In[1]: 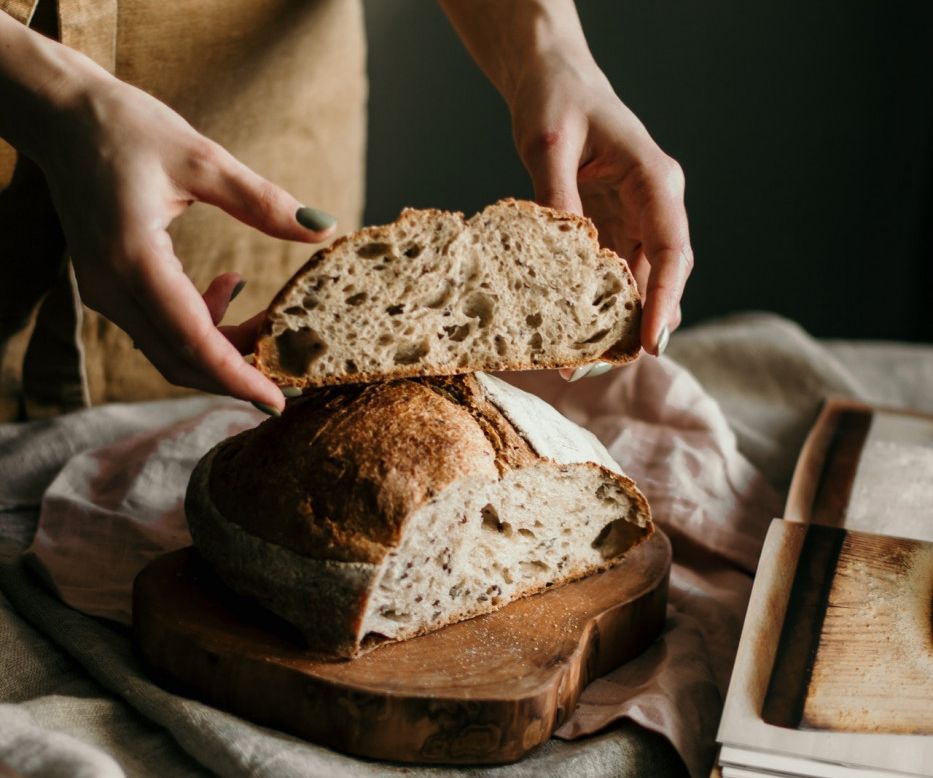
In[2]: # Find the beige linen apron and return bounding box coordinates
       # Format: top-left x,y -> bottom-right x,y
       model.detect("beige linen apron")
0,0 -> 366,420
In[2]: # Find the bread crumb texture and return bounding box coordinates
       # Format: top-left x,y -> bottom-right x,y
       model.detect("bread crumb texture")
256,199 -> 642,387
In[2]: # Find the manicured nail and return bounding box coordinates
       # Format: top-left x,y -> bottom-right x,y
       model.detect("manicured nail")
244,354 -> 255,365
230,279 -> 246,301
281,386 -> 303,398
656,325 -> 670,357
585,361 -> 613,378
567,365 -> 592,383
251,401 -> 281,417
296,206 -> 336,232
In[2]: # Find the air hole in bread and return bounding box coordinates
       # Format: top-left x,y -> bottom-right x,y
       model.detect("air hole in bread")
345,359 -> 358,373
592,519 -> 643,559
284,306 -> 304,316
386,304 -> 404,316
377,333 -> 392,346
520,560 -> 549,577
593,273 -> 624,306
529,332 -> 543,350
517,527 -> 535,539
404,244 -> 423,258
462,292 -> 495,328
494,335 -> 508,357
301,295 -> 319,310
394,338 -> 430,365
358,242 -> 392,259
558,223 -> 573,232
480,503 -> 512,537
443,323 -> 471,342
275,327 -> 327,375
346,292 -> 367,306
525,312 -> 543,328
577,328 -> 610,346
625,301 -> 634,311
422,282 -> 452,309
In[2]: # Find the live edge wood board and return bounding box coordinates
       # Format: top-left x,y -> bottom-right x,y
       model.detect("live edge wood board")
133,530 -> 670,765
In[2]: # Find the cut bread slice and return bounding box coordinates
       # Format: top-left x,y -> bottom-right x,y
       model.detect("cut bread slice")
185,372 -> 652,659
255,199 -> 641,387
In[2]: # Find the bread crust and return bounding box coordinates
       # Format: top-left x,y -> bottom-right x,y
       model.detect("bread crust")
186,374 -> 652,659
254,199 -> 642,388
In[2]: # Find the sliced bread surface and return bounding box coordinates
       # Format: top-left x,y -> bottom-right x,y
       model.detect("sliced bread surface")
255,199 -> 641,387
186,373 -> 652,659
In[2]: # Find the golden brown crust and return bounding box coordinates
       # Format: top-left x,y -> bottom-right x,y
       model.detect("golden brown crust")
209,379 -> 500,565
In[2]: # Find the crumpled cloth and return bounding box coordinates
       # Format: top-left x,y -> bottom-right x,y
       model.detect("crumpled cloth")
22,345 -> 782,778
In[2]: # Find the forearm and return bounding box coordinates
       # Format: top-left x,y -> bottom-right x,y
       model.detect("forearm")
438,0 -> 597,105
0,11 -> 102,160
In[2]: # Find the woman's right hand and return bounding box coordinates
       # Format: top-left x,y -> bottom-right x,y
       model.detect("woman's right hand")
1,13 -> 335,411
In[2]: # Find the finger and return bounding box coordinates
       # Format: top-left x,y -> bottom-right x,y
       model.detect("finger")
219,310 -> 265,354
185,141 -> 336,243
109,297 -> 233,394
642,246 -> 692,355
129,240 -> 285,409
638,162 -> 693,354
522,129 -> 585,216
202,272 -> 244,326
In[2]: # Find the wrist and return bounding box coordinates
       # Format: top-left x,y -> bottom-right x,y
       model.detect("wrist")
0,13 -> 111,162
441,0 -> 597,107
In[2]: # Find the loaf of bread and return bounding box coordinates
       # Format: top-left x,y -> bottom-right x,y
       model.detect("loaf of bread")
186,372 -> 652,659
255,199 -> 641,388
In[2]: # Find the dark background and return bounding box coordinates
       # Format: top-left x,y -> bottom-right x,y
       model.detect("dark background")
363,1 -> 933,342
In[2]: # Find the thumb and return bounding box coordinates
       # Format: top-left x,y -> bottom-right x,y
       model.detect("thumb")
523,131 -> 584,216
186,141 -> 337,243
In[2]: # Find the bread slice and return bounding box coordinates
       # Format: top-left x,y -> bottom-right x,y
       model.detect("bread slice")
186,372 -> 652,659
255,199 -> 641,387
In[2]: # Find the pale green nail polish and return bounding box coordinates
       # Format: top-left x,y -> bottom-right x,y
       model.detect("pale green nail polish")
296,206 -> 336,232
656,325 -> 671,357
567,365 -> 592,383
230,279 -> 246,301
585,362 -> 613,378
251,401 -> 281,417
281,386 -> 303,398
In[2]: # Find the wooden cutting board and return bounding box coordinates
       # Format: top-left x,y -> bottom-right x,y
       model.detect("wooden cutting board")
133,530 -> 670,765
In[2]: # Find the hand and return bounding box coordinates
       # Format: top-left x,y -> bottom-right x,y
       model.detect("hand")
27,54 -> 335,411
509,52 -> 693,365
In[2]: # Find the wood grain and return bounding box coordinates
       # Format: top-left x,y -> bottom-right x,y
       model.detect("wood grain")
762,525 -> 933,734
133,530 -> 670,765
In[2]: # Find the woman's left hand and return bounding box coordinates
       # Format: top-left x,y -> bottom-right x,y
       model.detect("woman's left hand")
508,52 -> 693,366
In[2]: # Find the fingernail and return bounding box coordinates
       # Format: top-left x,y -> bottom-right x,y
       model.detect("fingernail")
230,279 -> 246,301
567,365 -> 592,383
244,354 -> 255,365
656,325 -> 670,357
251,401 -> 281,417
585,361 -> 613,378
296,206 -> 336,232
280,386 -> 303,398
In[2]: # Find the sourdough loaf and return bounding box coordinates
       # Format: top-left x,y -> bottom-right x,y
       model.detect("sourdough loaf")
186,372 -> 652,659
255,199 -> 641,388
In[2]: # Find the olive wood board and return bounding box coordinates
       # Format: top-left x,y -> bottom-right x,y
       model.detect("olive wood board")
133,530 -> 670,765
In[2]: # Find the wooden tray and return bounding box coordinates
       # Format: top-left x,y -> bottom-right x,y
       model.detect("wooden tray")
133,530 -> 670,765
